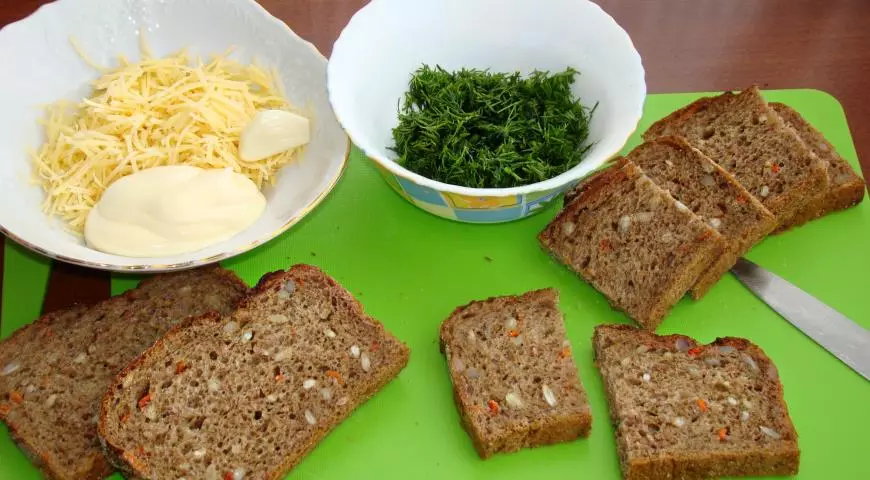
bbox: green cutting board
[2,90,869,479]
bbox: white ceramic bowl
[0,0,349,272]
[328,0,645,223]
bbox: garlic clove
[239,110,310,161]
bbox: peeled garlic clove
[239,109,310,161]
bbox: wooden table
[1,0,869,321]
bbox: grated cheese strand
[33,43,303,233]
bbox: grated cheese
[32,40,303,233]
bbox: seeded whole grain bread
[769,102,866,231]
[593,324,799,480]
[643,86,828,227]
[539,159,726,329]
[625,137,777,299]
[0,266,247,480]
[439,289,591,458]
[99,264,410,480]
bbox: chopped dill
[391,65,595,189]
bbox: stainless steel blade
[731,258,870,382]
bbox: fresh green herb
[390,65,595,189]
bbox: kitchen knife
[731,257,870,382]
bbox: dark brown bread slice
[626,137,777,299]
[0,266,247,480]
[439,289,591,458]
[99,264,410,480]
[539,159,726,330]
[593,324,799,480]
[643,86,828,227]
[769,102,866,231]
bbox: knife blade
[731,257,870,382]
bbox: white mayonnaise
[85,166,266,257]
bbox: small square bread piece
[439,289,591,458]
[593,324,800,480]
[0,266,247,480]
[644,86,828,227]
[626,137,777,299]
[99,265,410,480]
[539,159,726,329]
[769,102,866,231]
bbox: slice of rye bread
[592,324,799,480]
[643,85,828,227]
[98,264,410,480]
[625,137,777,299]
[539,158,726,330]
[0,266,247,480]
[769,102,866,231]
[439,289,591,458]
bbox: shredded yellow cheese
[32,42,301,233]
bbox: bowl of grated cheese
[0,0,349,271]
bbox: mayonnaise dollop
[85,166,266,257]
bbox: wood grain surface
[1,0,868,319]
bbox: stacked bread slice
[99,265,409,479]
[1,264,409,480]
[542,86,864,329]
[540,158,726,329]
[0,267,249,480]
[625,137,777,299]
